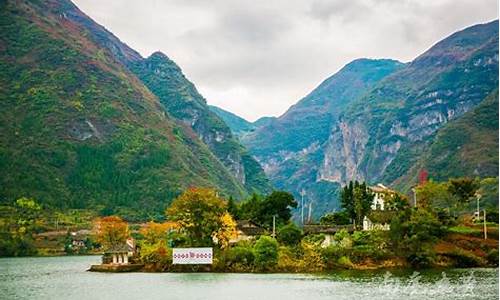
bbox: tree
[140,221,179,245]
[340,181,374,229]
[447,177,479,203]
[384,192,410,211]
[415,180,454,209]
[277,223,303,246]
[93,216,129,249]
[14,197,42,234]
[255,191,298,229]
[238,193,262,221]
[227,196,239,220]
[166,188,229,247]
[254,236,279,270]
[319,211,351,225]
[214,212,238,249]
[390,208,444,268]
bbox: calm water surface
[0,256,497,300]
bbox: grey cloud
[73,0,497,121]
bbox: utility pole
[483,209,487,240]
[476,193,481,221]
[411,187,417,207]
[307,201,313,224]
[272,215,276,238]
[300,189,306,226]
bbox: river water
[0,256,497,300]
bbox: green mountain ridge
[208,105,256,138]
[0,0,269,217]
[240,20,498,218]
[392,90,499,191]
[58,0,272,195]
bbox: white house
[362,184,395,231]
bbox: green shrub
[277,223,302,246]
[322,245,343,268]
[337,256,354,269]
[447,249,485,267]
[254,236,279,270]
[319,211,351,225]
[406,245,436,268]
[225,246,255,267]
[486,249,499,266]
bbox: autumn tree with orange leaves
[140,221,180,244]
[166,188,236,247]
[93,216,129,249]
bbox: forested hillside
[0,0,268,217]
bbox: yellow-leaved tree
[166,188,236,247]
[93,216,129,249]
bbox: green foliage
[340,181,374,229]
[166,188,228,247]
[227,197,239,220]
[238,191,297,229]
[447,249,486,268]
[0,198,43,256]
[224,246,255,269]
[447,178,479,202]
[319,211,351,225]
[0,0,262,217]
[253,236,279,270]
[486,249,499,266]
[337,256,354,269]
[277,223,302,246]
[390,208,445,268]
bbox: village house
[362,184,397,231]
[229,220,265,245]
[101,237,137,265]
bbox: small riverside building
[362,184,396,231]
[229,220,265,245]
[103,245,129,265]
[89,237,142,272]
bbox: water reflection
[0,256,497,300]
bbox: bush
[277,246,302,272]
[319,211,351,225]
[301,241,325,272]
[254,236,279,271]
[486,249,499,266]
[337,256,354,269]
[406,245,436,268]
[447,249,485,267]
[322,245,343,268]
[486,210,499,223]
[277,223,302,246]
[225,246,255,267]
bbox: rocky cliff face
[242,59,404,217]
[321,20,499,189]
[54,0,271,195]
[242,20,498,218]
[128,52,271,193]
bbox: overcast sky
[73,0,497,121]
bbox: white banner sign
[172,248,213,264]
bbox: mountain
[253,116,276,128]
[127,53,271,194]
[242,20,499,218]
[208,105,256,138]
[55,0,271,195]
[323,20,498,186]
[392,90,499,191]
[242,59,405,216]
[0,0,269,216]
